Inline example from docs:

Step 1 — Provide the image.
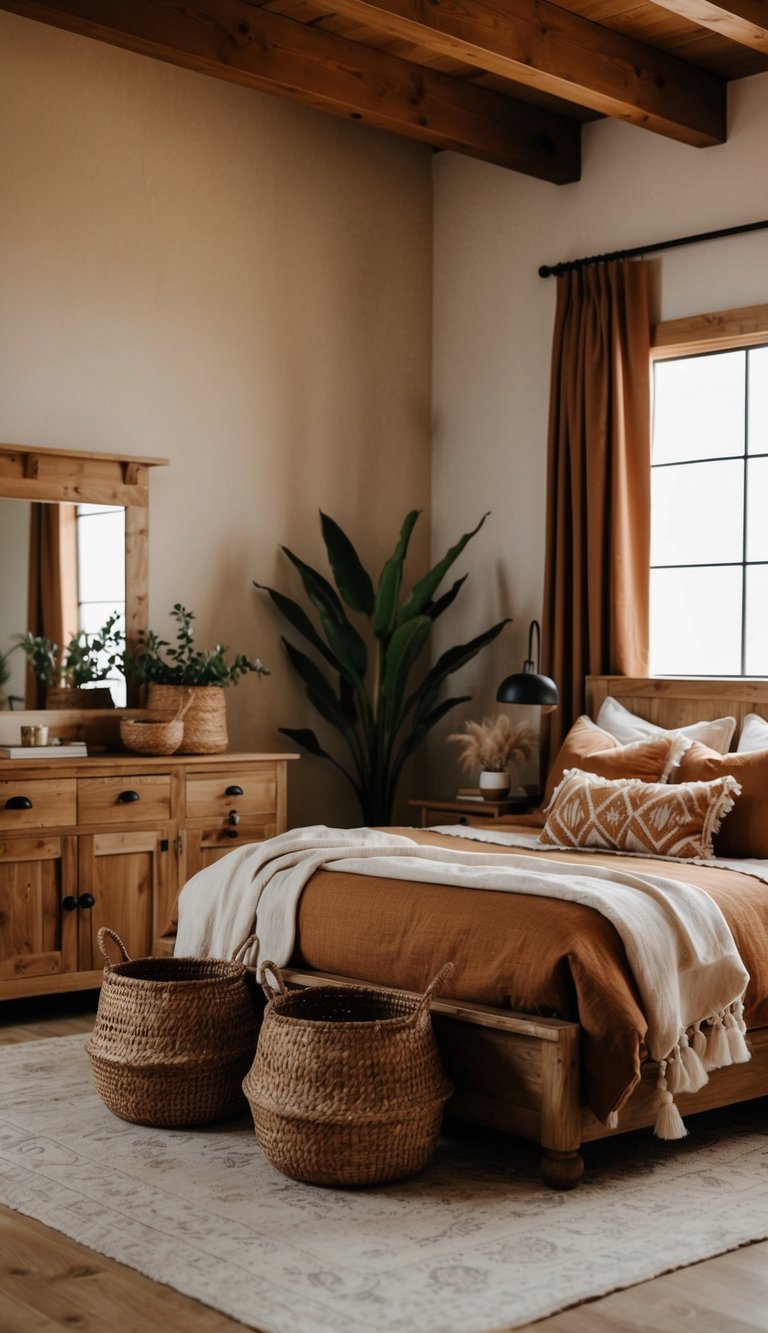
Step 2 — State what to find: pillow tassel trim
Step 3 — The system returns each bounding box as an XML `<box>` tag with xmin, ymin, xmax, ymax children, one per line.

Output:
<box><xmin>700</xmin><ymin>778</ymin><xmax>742</xmax><ymax>860</ymax></box>
<box><xmin>608</xmin><ymin>999</ymin><xmax>751</xmax><ymax>1140</ymax></box>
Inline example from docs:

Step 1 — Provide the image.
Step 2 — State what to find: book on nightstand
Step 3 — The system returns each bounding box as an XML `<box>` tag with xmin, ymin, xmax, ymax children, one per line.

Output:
<box><xmin>0</xmin><ymin>742</ymin><xmax>88</xmax><ymax>759</ymax></box>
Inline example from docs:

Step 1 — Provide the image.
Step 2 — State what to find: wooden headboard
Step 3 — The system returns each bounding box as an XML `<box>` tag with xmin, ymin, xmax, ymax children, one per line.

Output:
<box><xmin>585</xmin><ymin>677</ymin><xmax>768</xmax><ymax>736</ymax></box>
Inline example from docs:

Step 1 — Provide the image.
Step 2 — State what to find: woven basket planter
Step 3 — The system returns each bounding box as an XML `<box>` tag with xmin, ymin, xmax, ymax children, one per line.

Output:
<box><xmin>146</xmin><ymin>684</ymin><xmax>228</xmax><ymax>753</ymax></box>
<box><xmin>243</xmin><ymin>962</ymin><xmax>454</xmax><ymax>1187</ymax></box>
<box><xmin>47</xmin><ymin>685</ymin><xmax>114</xmax><ymax>710</ymax></box>
<box><xmin>86</xmin><ymin>928</ymin><xmax>259</xmax><ymax>1127</ymax></box>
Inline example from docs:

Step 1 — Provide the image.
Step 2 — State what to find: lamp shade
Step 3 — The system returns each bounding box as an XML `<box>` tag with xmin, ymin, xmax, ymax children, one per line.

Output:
<box><xmin>496</xmin><ymin>619</ymin><xmax>558</xmax><ymax>709</ymax></box>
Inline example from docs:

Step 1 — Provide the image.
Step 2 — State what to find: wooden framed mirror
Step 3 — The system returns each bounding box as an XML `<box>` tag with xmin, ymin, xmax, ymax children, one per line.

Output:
<box><xmin>0</xmin><ymin>442</ymin><xmax>167</xmax><ymax>724</ymax></box>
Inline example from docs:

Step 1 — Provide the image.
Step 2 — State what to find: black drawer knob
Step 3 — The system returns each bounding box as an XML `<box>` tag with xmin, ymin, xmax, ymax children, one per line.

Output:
<box><xmin>79</xmin><ymin>893</ymin><xmax>96</xmax><ymax>909</ymax></box>
<box><xmin>62</xmin><ymin>896</ymin><xmax>79</xmax><ymax>912</ymax></box>
<box><xmin>227</xmin><ymin>809</ymin><xmax>241</xmax><ymax>825</ymax></box>
<box><xmin>117</xmin><ymin>790</ymin><xmax>140</xmax><ymax>804</ymax></box>
<box><xmin>225</xmin><ymin>785</ymin><xmax>243</xmax><ymax>797</ymax></box>
<box><xmin>224</xmin><ymin>828</ymin><xmax>239</xmax><ymax>839</ymax></box>
<box><xmin>5</xmin><ymin>795</ymin><xmax>32</xmax><ymax>810</ymax></box>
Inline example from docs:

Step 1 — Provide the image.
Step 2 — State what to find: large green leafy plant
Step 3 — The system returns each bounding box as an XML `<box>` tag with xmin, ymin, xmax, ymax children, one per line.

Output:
<box><xmin>256</xmin><ymin>511</ymin><xmax>509</xmax><ymax>824</ymax></box>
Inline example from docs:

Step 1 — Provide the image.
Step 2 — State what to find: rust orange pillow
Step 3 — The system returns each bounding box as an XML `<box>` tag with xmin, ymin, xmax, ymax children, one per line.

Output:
<box><xmin>541</xmin><ymin>715</ymin><xmax>689</xmax><ymax>812</ymax></box>
<box><xmin>539</xmin><ymin>769</ymin><xmax>741</xmax><ymax>860</ymax></box>
<box><xmin>672</xmin><ymin>742</ymin><xmax>768</xmax><ymax>859</ymax></box>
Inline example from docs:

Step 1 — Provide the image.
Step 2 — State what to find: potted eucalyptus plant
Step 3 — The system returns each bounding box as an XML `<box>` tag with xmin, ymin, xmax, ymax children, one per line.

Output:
<box><xmin>13</xmin><ymin>613</ymin><xmax>124</xmax><ymax>709</ymax></box>
<box><xmin>124</xmin><ymin>604</ymin><xmax>270</xmax><ymax>753</ymax></box>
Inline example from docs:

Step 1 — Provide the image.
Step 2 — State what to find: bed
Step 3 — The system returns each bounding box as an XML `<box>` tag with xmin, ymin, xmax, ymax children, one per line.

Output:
<box><xmin>176</xmin><ymin>676</ymin><xmax>768</xmax><ymax>1188</ymax></box>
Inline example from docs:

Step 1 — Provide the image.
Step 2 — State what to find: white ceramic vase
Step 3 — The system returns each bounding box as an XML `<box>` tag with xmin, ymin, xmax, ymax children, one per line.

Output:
<box><xmin>478</xmin><ymin>770</ymin><xmax>510</xmax><ymax>800</ymax></box>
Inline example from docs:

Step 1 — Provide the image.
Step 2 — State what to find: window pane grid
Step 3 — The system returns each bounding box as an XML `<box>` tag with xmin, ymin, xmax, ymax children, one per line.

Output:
<box><xmin>650</xmin><ymin>343</ymin><xmax>768</xmax><ymax>678</ymax></box>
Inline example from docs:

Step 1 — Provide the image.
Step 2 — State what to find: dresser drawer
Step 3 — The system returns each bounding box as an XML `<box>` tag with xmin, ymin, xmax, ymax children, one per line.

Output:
<box><xmin>78</xmin><ymin>775</ymin><xmax>172</xmax><ymax>824</ymax></box>
<box><xmin>0</xmin><ymin>779</ymin><xmax>77</xmax><ymax>829</ymax></box>
<box><xmin>185</xmin><ymin>769</ymin><xmax>277</xmax><ymax>822</ymax></box>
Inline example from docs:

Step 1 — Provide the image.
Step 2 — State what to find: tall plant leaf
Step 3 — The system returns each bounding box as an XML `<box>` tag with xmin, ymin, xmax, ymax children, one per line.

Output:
<box><xmin>397</xmin><ymin>513</ymin><xmax>490</xmax><ymax>626</ymax></box>
<box><xmin>372</xmin><ymin>510</ymin><xmax>421</xmax><ymax>638</ymax></box>
<box><xmin>404</xmin><ymin>618</ymin><xmax>511</xmax><ymax>717</ymax></box>
<box><xmin>255</xmin><ymin>583</ymin><xmax>341</xmax><ymax>673</ymax></box>
<box><xmin>282</xmin><ymin>640</ymin><xmax>356</xmax><ymax>733</ymax></box>
<box><xmin>425</xmin><ymin>575</ymin><xmax>467</xmax><ymax>622</ymax></box>
<box><xmin>379</xmin><ymin>615</ymin><xmax>431</xmax><ymax>733</ymax></box>
<box><xmin>320</xmin><ymin>513</ymin><xmax>375</xmax><ymax>615</ymax></box>
<box><xmin>282</xmin><ymin>547</ymin><xmax>367</xmax><ymax>679</ymax></box>
<box><xmin>278</xmin><ymin>727</ymin><xmax>362</xmax><ymax>799</ymax></box>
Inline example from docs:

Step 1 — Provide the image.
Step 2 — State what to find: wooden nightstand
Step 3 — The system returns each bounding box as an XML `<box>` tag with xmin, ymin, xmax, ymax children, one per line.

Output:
<box><xmin>407</xmin><ymin>795</ymin><xmax>537</xmax><ymax>828</ymax></box>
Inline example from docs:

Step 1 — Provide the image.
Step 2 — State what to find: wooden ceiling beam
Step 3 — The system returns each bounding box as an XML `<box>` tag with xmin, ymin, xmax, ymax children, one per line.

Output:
<box><xmin>0</xmin><ymin>0</ymin><xmax>580</xmax><ymax>182</ymax></box>
<box><xmin>650</xmin><ymin>1</ymin><xmax>768</xmax><ymax>52</ymax></box>
<box><xmin>322</xmin><ymin>0</ymin><xmax>726</xmax><ymax>147</ymax></box>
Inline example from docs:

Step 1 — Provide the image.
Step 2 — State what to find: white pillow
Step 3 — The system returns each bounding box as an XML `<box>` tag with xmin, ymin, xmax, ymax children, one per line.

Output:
<box><xmin>596</xmin><ymin>695</ymin><xmax>736</xmax><ymax>755</ymax></box>
<box><xmin>737</xmin><ymin>712</ymin><xmax>768</xmax><ymax>754</ymax></box>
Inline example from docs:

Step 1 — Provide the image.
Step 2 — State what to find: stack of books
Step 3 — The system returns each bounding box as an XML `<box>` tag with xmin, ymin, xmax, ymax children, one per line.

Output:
<box><xmin>0</xmin><ymin>741</ymin><xmax>88</xmax><ymax>759</ymax></box>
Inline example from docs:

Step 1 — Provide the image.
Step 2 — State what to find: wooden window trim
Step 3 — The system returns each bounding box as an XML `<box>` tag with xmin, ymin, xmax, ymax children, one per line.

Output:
<box><xmin>652</xmin><ymin>303</ymin><xmax>768</xmax><ymax>360</ymax></box>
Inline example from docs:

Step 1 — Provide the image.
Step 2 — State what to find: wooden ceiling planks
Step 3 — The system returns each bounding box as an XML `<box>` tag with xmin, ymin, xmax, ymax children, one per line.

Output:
<box><xmin>1</xmin><ymin>0</ymin><xmax>766</xmax><ymax>179</ymax></box>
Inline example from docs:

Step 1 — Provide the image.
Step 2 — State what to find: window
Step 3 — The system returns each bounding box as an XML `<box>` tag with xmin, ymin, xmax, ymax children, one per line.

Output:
<box><xmin>649</xmin><ymin>308</ymin><xmax>768</xmax><ymax>678</ymax></box>
<box><xmin>76</xmin><ymin>504</ymin><xmax>126</xmax><ymax>705</ymax></box>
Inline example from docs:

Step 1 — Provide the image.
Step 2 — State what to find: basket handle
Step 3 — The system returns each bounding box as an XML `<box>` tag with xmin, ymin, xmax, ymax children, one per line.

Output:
<box><xmin>258</xmin><ymin>960</ymin><xmax>288</xmax><ymax>1002</ymax></box>
<box><xmin>97</xmin><ymin>926</ymin><xmax>131</xmax><ymax>966</ymax></box>
<box><xmin>173</xmin><ymin>689</ymin><xmax>196</xmax><ymax>722</ymax></box>
<box><xmin>414</xmin><ymin>961</ymin><xmax>455</xmax><ymax>1017</ymax></box>
<box><xmin>232</xmin><ymin>932</ymin><xmax>260</xmax><ymax>965</ymax></box>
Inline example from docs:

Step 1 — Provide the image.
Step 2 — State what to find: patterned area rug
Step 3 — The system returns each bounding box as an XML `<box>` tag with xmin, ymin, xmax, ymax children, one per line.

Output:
<box><xmin>1</xmin><ymin>1037</ymin><xmax>767</xmax><ymax>1333</ymax></box>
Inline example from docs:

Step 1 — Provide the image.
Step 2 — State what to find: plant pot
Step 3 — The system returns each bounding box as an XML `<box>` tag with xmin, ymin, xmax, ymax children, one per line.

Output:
<box><xmin>146</xmin><ymin>684</ymin><xmax>228</xmax><ymax>754</ymax></box>
<box><xmin>46</xmin><ymin>686</ymin><xmax>114</xmax><ymax>710</ymax></box>
<box><xmin>478</xmin><ymin>770</ymin><xmax>510</xmax><ymax>800</ymax></box>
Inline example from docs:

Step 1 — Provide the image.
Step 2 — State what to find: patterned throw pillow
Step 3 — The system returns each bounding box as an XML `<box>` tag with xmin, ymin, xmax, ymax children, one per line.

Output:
<box><xmin>539</xmin><ymin>769</ymin><xmax>741</xmax><ymax>860</ymax></box>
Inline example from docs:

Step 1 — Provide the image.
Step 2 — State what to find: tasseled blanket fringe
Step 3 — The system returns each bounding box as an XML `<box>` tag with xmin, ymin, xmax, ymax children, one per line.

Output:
<box><xmin>605</xmin><ymin>998</ymin><xmax>750</xmax><ymax>1141</ymax></box>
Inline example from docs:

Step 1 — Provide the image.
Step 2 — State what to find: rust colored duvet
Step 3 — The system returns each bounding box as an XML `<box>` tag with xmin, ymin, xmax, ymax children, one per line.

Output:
<box><xmin>290</xmin><ymin>827</ymin><xmax>768</xmax><ymax>1121</ymax></box>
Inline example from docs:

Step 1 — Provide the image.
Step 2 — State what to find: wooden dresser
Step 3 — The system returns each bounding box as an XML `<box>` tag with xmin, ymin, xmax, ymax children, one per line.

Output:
<box><xmin>0</xmin><ymin>751</ymin><xmax>297</xmax><ymax>1000</ymax></box>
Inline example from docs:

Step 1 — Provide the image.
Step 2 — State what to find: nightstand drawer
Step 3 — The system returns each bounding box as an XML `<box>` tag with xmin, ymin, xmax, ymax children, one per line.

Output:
<box><xmin>0</xmin><ymin>779</ymin><xmax>77</xmax><ymax>828</ymax></box>
<box><xmin>185</xmin><ymin>769</ymin><xmax>277</xmax><ymax>821</ymax></box>
<box><xmin>78</xmin><ymin>775</ymin><xmax>172</xmax><ymax>824</ymax></box>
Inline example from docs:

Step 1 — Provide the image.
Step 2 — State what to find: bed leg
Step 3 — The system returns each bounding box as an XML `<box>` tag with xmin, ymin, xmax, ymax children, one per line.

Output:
<box><xmin>540</xmin><ymin>1148</ymin><xmax>584</xmax><ymax>1190</ymax></box>
<box><xmin>539</xmin><ymin>1024</ymin><xmax>583</xmax><ymax>1189</ymax></box>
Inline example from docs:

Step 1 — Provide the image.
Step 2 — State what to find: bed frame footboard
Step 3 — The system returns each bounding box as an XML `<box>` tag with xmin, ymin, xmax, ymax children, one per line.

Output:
<box><xmin>282</xmin><ymin>968</ymin><xmax>768</xmax><ymax>1190</ymax></box>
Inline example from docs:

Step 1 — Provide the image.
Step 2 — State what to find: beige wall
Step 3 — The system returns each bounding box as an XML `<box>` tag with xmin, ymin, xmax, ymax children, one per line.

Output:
<box><xmin>0</xmin><ymin>10</ymin><xmax>433</xmax><ymax>825</ymax></box>
<box><xmin>431</xmin><ymin>71</ymin><xmax>768</xmax><ymax>796</ymax></box>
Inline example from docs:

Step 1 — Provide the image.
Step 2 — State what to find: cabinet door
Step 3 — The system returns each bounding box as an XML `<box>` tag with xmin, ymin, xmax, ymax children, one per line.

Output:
<box><xmin>77</xmin><ymin>828</ymin><xmax>174</xmax><ymax>970</ymax></box>
<box><xmin>0</xmin><ymin>834</ymin><xmax>77</xmax><ymax>992</ymax></box>
<box><xmin>182</xmin><ymin>820</ymin><xmax>276</xmax><ymax>884</ymax></box>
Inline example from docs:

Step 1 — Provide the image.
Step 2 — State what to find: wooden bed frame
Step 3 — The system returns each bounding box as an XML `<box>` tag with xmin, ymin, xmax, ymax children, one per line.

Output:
<box><xmin>282</xmin><ymin>676</ymin><xmax>768</xmax><ymax>1189</ymax></box>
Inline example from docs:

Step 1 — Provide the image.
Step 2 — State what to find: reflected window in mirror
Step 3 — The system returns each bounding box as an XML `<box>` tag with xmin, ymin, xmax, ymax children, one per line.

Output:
<box><xmin>76</xmin><ymin>504</ymin><xmax>126</xmax><ymax>706</ymax></box>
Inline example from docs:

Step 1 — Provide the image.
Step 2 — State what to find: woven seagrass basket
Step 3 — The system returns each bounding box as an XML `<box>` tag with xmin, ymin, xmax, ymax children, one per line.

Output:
<box><xmin>147</xmin><ymin>684</ymin><xmax>228</xmax><ymax>753</ymax></box>
<box><xmin>87</xmin><ymin>928</ymin><xmax>260</xmax><ymax>1127</ymax></box>
<box><xmin>243</xmin><ymin>961</ymin><xmax>454</xmax><ymax>1187</ymax></box>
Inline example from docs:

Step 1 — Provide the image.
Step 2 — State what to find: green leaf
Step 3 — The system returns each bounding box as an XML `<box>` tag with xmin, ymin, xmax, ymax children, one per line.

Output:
<box><xmin>380</xmin><ymin>615</ymin><xmax>431</xmax><ymax>734</ymax></box>
<box><xmin>404</xmin><ymin>618</ymin><xmax>511</xmax><ymax>715</ymax></box>
<box><xmin>372</xmin><ymin>510</ymin><xmax>421</xmax><ymax>638</ymax></box>
<box><xmin>282</xmin><ymin>547</ymin><xmax>367</xmax><ymax>679</ymax></box>
<box><xmin>397</xmin><ymin>513</ymin><xmax>490</xmax><ymax>627</ymax></box>
<box><xmin>425</xmin><ymin>574</ymin><xmax>467</xmax><ymax>622</ymax></box>
<box><xmin>392</xmin><ymin>695</ymin><xmax>472</xmax><ymax>782</ymax></box>
<box><xmin>255</xmin><ymin>582</ymin><xmax>341</xmax><ymax>674</ymax></box>
<box><xmin>282</xmin><ymin>640</ymin><xmax>356</xmax><ymax>733</ymax></box>
<box><xmin>278</xmin><ymin>728</ymin><xmax>363</xmax><ymax>799</ymax></box>
<box><xmin>320</xmin><ymin>513</ymin><xmax>375</xmax><ymax>615</ymax></box>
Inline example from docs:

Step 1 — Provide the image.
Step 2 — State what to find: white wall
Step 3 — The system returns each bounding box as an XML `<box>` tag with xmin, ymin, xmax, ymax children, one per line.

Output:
<box><xmin>431</xmin><ymin>72</ymin><xmax>768</xmax><ymax>795</ymax></box>
<box><xmin>0</xmin><ymin>10</ymin><xmax>433</xmax><ymax>825</ymax></box>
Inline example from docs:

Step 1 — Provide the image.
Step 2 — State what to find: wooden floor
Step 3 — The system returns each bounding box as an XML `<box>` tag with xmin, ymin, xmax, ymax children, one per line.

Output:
<box><xmin>1</xmin><ymin>996</ymin><xmax>768</xmax><ymax>1332</ymax></box>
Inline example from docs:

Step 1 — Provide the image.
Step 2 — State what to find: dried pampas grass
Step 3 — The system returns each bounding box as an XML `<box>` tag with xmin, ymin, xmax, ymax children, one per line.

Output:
<box><xmin>447</xmin><ymin>715</ymin><xmax>537</xmax><ymax>775</ymax></box>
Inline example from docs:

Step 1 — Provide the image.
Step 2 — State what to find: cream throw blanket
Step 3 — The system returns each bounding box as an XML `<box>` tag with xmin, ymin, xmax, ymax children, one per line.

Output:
<box><xmin>175</xmin><ymin>825</ymin><xmax>750</xmax><ymax>1137</ymax></box>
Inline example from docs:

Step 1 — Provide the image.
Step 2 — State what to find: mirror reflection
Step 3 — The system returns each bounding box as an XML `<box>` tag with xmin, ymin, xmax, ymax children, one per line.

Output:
<box><xmin>0</xmin><ymin>498</ymin><xmax>126</xmax><ymax>708</ymax></box>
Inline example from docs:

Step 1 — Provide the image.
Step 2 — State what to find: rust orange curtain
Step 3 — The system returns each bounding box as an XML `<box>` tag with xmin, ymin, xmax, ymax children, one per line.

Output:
<box><xmin>541</xmin><ymin>261</ymin><xmax>651</xmax><ymax>757</ymax></box>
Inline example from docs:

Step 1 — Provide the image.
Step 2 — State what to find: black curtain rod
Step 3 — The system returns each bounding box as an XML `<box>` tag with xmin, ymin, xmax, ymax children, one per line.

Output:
<box><xmin>538</xmin><ymin>218</ymin><xmax>768</xmax><ymax>279</ymax></box>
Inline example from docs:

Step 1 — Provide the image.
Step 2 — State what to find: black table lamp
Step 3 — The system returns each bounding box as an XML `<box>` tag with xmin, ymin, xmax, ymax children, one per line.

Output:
<box><xmin>496</xmin><ymin>619</ymin><xmax>558</xmax><ymax>710</ymax></box>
